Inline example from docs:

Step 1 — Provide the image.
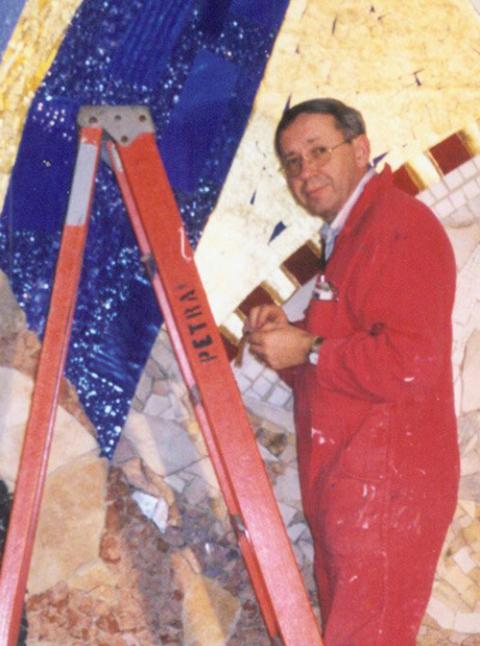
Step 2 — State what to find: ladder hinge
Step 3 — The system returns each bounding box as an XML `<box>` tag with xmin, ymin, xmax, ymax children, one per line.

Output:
<box><xmin>77</xmin><ymin>105</ymin><xmax>155</xmax><ymax>146</ymax></box>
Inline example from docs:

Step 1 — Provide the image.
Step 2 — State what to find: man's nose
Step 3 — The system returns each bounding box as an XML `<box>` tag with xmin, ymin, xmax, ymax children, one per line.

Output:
<box><xmin>298</xmin><ymin>155</ymin><xmax>318</xmax><ymax>180</ymax></box>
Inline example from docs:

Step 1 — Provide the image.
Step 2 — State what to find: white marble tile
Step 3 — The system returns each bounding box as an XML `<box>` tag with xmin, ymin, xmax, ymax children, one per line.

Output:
<box><xmin>450</xmin><ymin>188</ymin><xmax>467</xmax><ymax>209</ymax></box>
<box><xmin>251</xmin><ymin>375</ymin><xmax>274</xmax><ymax>398</ymax></box>
<box><xmin>427</xmin><ymin>597</ymin><xmax>455</xmax><ymax>629</ymax></box>
<box><xmin>453</xmin><ymin>546</ymin><xmax>477</xmax><ymax>574</ymax></box>
<box><xmin>233</xmin><ymin>370</ymin><xmax>253</xmax><ymax>394</ymax></box>
<box><xmin>445</xmin><ymin>169</ymin><xmax>465</xmax><ymax>190</ymax></box>
<box><xmin>463</xmin><ymin>178</ymin><xmax>480</xmax><ymax>200</ymax></box>
<box><xmin>459</xmin><ymin>158</ymin><xmax>479</xmax><ymax>180</ymax></box>
<box><xmin>287</xmin><ymin>523</ymin><xmax>307</xmax><ymax>542</ymax></box>
<box><xmin>453</xmin><ymin>611</ymin><xmax>480</xmax><ymax>634</ymax></box>
<box><xmin>434</xmin><ymin>197</ymin><xmax>455</xmax><ymax>218</ymax></box>
<box><xmin>268</xmin><ymin>385</ymin><xmax>292</xmax><ymax>407</ymax></box>
<box><xmin>144</xmin><ymin>393</ymin><xmax>172</xmax><ymax>417</ymax></box>
<box><xmin>430</xmin><ymin>180</ymin><xmax>449</xmax><ymax>200</ymax></box>
<box><xmin>417</xmin><ymin>188</ymin><xmax>435</xmax><ymax>207</ymax></box>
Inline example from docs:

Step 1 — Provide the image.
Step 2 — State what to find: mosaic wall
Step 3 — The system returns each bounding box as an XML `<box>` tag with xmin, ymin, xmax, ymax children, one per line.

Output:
<box><xmin>1</xmin><ymin>0</ymin><xmax>480</xmax><ymax>644</ymax></box>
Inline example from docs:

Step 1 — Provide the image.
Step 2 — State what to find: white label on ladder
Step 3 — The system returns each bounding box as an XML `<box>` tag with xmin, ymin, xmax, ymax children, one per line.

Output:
<box><xmin>65</xmin><ymin>141</ymin><xmax>98</xmax><ymax>226</ymax></box>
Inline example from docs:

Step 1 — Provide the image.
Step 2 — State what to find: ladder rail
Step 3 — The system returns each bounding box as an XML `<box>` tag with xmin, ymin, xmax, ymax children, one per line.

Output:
<box><xmin>111</xmin><ymin>126</ymin><xmax>323</xmax><ymax>645</ymax></box>
<box><xmin>0</xmin><ymin>106</ymin><xmax>324</xmax><ymax>646</ymax></box>
<box><xmin>0</xmin><ymin>127</ymin><xmax>102</xmax><ymax>646</ymax></box>
<box><xmin>106</xmin><ymin>140</ymin><xmax>281</xmax><ymax>637</ymax></box>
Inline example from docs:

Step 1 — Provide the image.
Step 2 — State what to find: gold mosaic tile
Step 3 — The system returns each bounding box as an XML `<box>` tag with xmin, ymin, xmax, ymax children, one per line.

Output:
<box><xmin>0</xmin><ymin>0</ymin><xmax>82</xmax><ymax>209</ymax></box>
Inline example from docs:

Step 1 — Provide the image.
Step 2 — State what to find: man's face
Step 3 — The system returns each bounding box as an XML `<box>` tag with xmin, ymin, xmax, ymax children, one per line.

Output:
<box><xmin>278</xmin><ymin>112</ymin><xmax>370</xmax><ymax>223</ymax></box>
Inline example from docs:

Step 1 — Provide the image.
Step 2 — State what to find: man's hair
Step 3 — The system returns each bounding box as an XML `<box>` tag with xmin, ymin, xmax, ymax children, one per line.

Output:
<box><xmin>274</xmin><ymin>98</ymin><xmax>366</xmax><ymax>157</ymax></box>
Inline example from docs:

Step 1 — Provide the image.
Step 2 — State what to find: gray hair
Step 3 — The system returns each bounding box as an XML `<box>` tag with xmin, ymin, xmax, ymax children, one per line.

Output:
<box><xmin>274</xmin><ymin>98</ymin><xmax>366</xmax><ymax>157</ymax></box>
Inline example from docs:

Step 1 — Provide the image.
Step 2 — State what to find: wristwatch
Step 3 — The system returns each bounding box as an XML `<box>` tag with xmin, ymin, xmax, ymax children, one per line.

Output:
<box><xmin>308</xmin><ymin>336</ymin><xmax>323</xmax><ymax>366</ymax></box>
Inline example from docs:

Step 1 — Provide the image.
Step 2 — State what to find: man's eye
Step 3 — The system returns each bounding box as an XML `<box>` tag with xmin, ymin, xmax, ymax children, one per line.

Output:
<box><xmin>285</xmin><ymin>158</ymin><xmax>300</xmax><ymax>171</ymax></box>
<box><xmin>311</xmin><ymin>146</ymin><xmax>328</xmax><ymax>159</ymax></box>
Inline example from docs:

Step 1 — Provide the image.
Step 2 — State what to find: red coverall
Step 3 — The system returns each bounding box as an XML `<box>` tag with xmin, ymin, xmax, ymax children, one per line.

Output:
<box><xmin>287</xmin><ymin>166</ymin><xmax>459</xmax><ymax>645</ymax></box>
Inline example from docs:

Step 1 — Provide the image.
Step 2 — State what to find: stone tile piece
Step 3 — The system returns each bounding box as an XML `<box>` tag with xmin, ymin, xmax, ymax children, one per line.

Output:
<box><xmin>268</xmin><ymin>384</ymin><xmax>293</xmax><ymax>407</ymax></box>
<box><xmin>453</xmin><ymin>546</ymin><xmax>477</xmax><ymax>574</ymax></box>
<box><xmin>444</xmin><ymin>220</ymin><xmax>480</xmax><ymax>271</ymax></box>
<box><xmin>461</xmin><ymin>329</ymin><xmax>480</xmax><ymax>412</ymax></box>
<box><xmin>68</xmin><ymin>558</ymin><xmax>120</xmax><ymax>595</ymax></box>
<box><xmin>450</xmin><ymin>188</ymin><xmax>468</xmax><ymax>210</ymax></box>
<box><xmin>463</xmin><ymin>178</ymin><xmax>480</xmax><ymax>200</ymax></box>
<box><xmin>143</xmin><ymin>392</ymin><xmax>173</xmax><ymax>418</ymax></box>
<box><xmin>459</xmin><ymin>158</ymin><xmax>479</xmax><ymax>180</ymax></box>
<box><xmin>0</xmin><ymin>272</ymin><xmax>26</xmax><ymax>337</ymax></box>
<box><xmin>28</xmin><ymin>452</ymin><xmax>109</xmax><ymax>595</ymax></box>
<box><xmin>274</xmin><ymin>465</ymin><xmax>302</xmax><ymax>506</ymax></box>
<box><xmin>123</xmin><ymin>410</ymin><xmax>201</xmax><ymax>477</ymax></box>
<box><xmin>243</xmin><ymin>396</ymin><xmax>295</xmax><ymax>433</ymax></box>
<box><xmin>445</xmin><ymin>169</ymin><xmax>465</xmax><ymax>190</ymax></box>
<box><xmin>453</xmin><ymin>611</ymin><xmax>480</xmax><ymax>634</ymax></box>
<box><xmin>184</xmin><ymin>457</ymin><xmax>220</xmax><ymax>492</ymax></box>
<box><xmin>132</xmin><ymin>491</ymin><xmax>169</xmax><ymax>533</ymax></box>
<box><xmin>172</xmin><ymin>548</ymin><xmax>241</xmax><ymax>646</ymax></box>
<box><xmin>430</xmin><ymin>181</ymin><xmax>449</xmax><ymax>201</ymax></box>
<box><xmin>435</xmin><ymin>197</ymin><xmax>456</xmax><ymax>219</ymax></box>
<box><xmin>427</xmin><ymin>597</ymin><xmax>456</xmax><ymax>630</ymax></box>
<box><xmin>0</xmin><ymin>366</ymin><xmax>99</xmax><ymax>491</ymax></box>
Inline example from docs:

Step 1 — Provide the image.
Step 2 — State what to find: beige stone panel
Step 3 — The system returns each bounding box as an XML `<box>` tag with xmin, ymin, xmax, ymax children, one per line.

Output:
<box><xmin>0</xmin><ymin>367</ymin><xmax>99</xmax><ymax>491</ymax></box>
<box><xmin>197</xmin><ymin>0</ymin><xmax>480</xmax><ymax>320</ymax></box>
<box><xmin>67</xmin><ymin>558</ymin><xmax>120</xmax><ymax>596</ymax></box>
<box><xmin>122</xmin><ymin>409</ymin><xmax>203</xmax><ymax>478</ymax></box>
<box><xmin>28</xmin><ymin>452</ymin><xmax>108</xmax><ymax>595</ymax></box>
<box><xmin>261</xmin><ymin>0</ymin><xmax>480</xmax><ymax>161</ymax></box>
<box><xmin>172</xmin><ymin>548</ymin><xmax>241</xmax><ymax>646</ymax></box>
<box><xmin>196</xmin><ymin>114</ymin><xmax>319</xmax><ymax>322</ymax></box>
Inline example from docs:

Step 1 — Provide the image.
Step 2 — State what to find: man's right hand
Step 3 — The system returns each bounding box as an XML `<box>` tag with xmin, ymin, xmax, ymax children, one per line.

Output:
<box><xmin>245</xmin><ymin>304</ymin><xmax>288</xmax><ymax>333</ymax></box>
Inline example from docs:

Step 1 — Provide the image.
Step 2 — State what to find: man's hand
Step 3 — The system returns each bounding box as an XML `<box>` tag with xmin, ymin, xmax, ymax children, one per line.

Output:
<box><xmin>245</xmin><ymin>305</ymin><xmax>314</xmax><ymax>370</ymax></box>
<box><xmin>245</xmin><ymin>304</ymin><xmax>288</xmax><ymax>333</ymax></box>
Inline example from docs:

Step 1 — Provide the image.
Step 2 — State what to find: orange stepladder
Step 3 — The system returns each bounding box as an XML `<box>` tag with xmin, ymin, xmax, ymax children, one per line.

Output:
<box><xmin>0</xmin><ymin>106</ymin><xmax>323</xmax><ymax>646</ymax></box>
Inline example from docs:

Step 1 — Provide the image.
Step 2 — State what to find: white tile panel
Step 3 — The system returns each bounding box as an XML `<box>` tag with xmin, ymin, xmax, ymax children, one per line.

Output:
<box><xmin>434</xmin><ymin>197</ymin><xmax>455</xmax><ymax>218</ymax></box>
<box><xmin>444</xmin><ymin>169</ymin><xmax>464</xmax><ymax>190</ymax></box>
<box><xmin>430</xmin><ymin>180</ymin><xmax>448</xmax><ymax>200</ymax></box>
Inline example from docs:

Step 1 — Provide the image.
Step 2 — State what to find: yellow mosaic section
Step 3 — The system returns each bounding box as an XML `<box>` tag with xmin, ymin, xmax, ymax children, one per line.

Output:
<box><xmin>0</xmin><ymin>0</ymin><xmax>82</xmax><ymax>206</ymax></box>
<box><xmin>196</xmin><ymin>0</ymin><xmax>480</xmax><ymax>324</ymax></box>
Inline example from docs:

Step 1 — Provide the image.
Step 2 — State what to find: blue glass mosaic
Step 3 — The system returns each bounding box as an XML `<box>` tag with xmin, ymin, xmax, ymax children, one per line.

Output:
<box><xmin>0</xmin><ymin>0</ymin><xmax>289</xmax><ymax>456</ymax></box>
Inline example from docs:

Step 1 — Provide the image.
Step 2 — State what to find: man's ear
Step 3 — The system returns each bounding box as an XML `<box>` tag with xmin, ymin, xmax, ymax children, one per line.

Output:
<box><xmin>352</xmin><ymin>134</ymin><xmax>370</xmax><ymax>168</ymax></box>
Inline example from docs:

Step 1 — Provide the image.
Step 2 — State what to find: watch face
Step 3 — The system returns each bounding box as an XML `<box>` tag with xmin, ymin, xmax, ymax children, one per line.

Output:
<box><xmin>308</xmin><ymin>350</ymin><xmax>319</xmax><ymax>365</ymax></box>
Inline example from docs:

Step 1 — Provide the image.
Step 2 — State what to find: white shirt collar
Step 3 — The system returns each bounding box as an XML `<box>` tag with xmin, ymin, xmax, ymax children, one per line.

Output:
<box><xmin>325</xmin><ymin>166</ymin><xmax>377</xmax><ymax>236</ymax></box>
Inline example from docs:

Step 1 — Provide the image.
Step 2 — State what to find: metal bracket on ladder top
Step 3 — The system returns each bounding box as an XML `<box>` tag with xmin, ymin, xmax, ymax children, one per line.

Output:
<box><xmin>0</xmin><ymin>105</ymin><xmax>324</xmax><ymax>646</ymax></box>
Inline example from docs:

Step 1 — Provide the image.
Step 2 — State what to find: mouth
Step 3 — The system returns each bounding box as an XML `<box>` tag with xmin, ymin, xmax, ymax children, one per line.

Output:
<box><xmin>305</xmin><ymin>183</ymin><xmax>330</xmax><ymax>200</ymax></box>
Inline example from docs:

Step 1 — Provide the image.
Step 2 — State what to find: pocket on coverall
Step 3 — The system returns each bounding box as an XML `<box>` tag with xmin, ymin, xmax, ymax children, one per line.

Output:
<box><xmin>319</xmin><ymin>405</ymin><xmax>391</xmax><ymax>556</ymax></box>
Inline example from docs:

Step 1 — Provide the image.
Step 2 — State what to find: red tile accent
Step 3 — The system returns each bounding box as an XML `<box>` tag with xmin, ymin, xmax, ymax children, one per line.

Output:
<box><xmin>283</xmin><ymin>243</ymin><xmax>320</xmax><ymax>285</ymax></box>
<box><xmin>429</xmin><ymin>133</ymin><xmax>471</xmax><ymax>175</ymax></box>
<box><xmin>392</xmin><ymin>165</ymin><xmax>420</xmax><ymax>196</ymax></box>
<box><xmin>220</xmin><ymin>332</ymin><xmax>238</xmax><ymax>360</ymax></box>
<box><xmin>237</xmin><ymin>284</ymin><xmax>274</xmax><ymax>316</ymax></box>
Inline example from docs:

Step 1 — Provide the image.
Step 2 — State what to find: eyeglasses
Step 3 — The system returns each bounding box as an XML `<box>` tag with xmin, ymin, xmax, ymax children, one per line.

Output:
<box><xmin>280</xmin><ymin>139</ymin><xmax>352</xmax><ymax>178</ymax></box>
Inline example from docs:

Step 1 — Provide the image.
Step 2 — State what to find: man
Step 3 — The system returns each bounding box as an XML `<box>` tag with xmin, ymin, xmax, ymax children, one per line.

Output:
<box><xmin>246</xmin><ymin>98</ymin><xmax>459</xmax><ymax>646</ymax></box>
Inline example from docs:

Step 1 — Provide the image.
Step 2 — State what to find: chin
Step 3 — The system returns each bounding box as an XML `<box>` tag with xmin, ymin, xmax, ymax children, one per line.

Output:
<box><xmin>309</xmin><ymin>206</ymin><xmax>337</xmax><ymax>223</ymax></box>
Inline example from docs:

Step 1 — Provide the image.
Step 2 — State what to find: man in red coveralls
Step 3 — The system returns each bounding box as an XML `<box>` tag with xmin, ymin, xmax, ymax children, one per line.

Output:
<box><xmin>246</xmin><ymin>98</ymin><xmax>459</xmax><ymax>646</ymax></box>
